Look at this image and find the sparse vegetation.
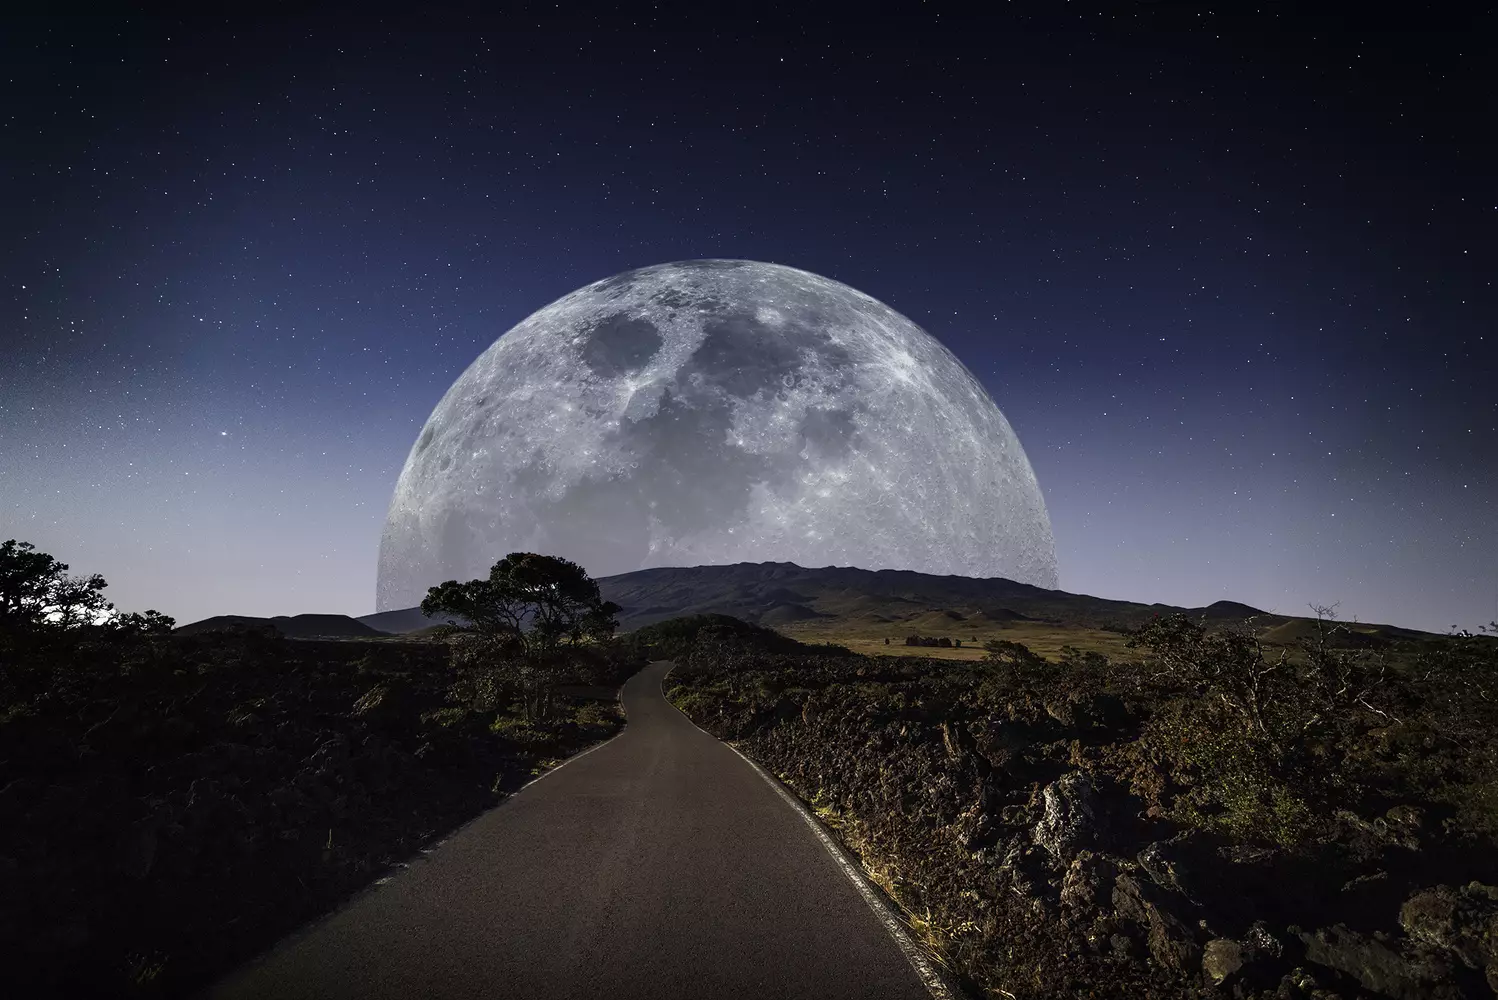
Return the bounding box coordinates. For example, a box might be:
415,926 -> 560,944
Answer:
667,612 -> 1498,999
0,542 -> 640,998
618,612 -> 850,661
9,539 -> 1494,998
1,537 -> 174,632
904,633 -> 959,647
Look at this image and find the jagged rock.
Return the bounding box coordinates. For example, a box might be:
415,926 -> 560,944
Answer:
1245,920 -> 1283,961
1218,843 -> 1278,866
952,777 -> 1002,849
119,818 -> 159,880
1400,882 -> 1498,975
313,735 -> 352,764
1113,874 -> 1200,970
1275,966 -> 1330,998
1044,698 -> 1077,728
54,915 -> 91,949
227,707 -> 265,733
1298,923 -> 1453,1000
1140,830 -> 1251,917
1332,808 -> 1420,862
999,804 -> 1031,827
954,804 -> 995,850
0,776 -> 45,815
977,717 -> 1060,782
1203,938 -> 1244,984
1060,850 -> 1118,912
1086,693 -> 1133,731
1381,804 -> 1426,849
353,683 -> 392,717
35,783 -> 89,828
938,720 -> 963,758
1033,771 -> 1103,862
1138,839 -> 1194,900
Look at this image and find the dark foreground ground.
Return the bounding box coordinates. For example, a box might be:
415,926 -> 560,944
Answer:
211,661 -> 932,1000
667,616 -> 1498,1000
0,627 -> 630,997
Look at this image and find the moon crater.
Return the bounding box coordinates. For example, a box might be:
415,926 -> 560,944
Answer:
377,259 -> 1056,611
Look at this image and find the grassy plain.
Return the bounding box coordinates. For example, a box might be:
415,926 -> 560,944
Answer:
778,617 -> 1144,662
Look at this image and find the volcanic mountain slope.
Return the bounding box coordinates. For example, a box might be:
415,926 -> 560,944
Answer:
175,614 -> 387,639
358,606 -> 444,635
593,562 -> 1281,632
361,561 -> 1439,643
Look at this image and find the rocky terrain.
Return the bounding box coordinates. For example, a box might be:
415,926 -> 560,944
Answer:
0,624 -> 638,997
665,615 -> 1498,999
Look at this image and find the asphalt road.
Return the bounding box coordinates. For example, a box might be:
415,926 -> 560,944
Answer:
209,661 -> 935,1000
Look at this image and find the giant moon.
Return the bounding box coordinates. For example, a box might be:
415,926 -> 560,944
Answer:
377,260 -> 1057,611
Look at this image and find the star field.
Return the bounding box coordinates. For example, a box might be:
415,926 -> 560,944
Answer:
1,8 -> 1492,632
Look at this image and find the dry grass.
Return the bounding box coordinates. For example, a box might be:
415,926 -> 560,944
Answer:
786,774 -> 965,980
779,618 -> 1144,662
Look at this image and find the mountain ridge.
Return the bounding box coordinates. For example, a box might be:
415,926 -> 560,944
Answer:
175,613 -> 386,638
355,561 -> 1437,642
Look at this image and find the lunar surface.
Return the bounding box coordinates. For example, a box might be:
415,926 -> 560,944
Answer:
377,260 -> 1057,611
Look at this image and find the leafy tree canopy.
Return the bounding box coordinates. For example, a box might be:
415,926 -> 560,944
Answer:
0,539 -> 174,633
420,552 -> 620,659
982,638 -> 1047,670
115,609 -> 177,635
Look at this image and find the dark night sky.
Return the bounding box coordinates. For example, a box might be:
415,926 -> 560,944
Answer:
2,8 -> 1493,633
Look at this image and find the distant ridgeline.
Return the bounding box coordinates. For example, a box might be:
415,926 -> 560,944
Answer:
173,614 -> 386,639
360,562 -> 1437,644
182,561 -> 1440,644
618,613 -> 852,659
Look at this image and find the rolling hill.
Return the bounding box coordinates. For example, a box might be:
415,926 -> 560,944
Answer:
357,606 -> 449,634
174,614 -> 387,639
592,561 -> 1268,632
359,561 -> 1440,647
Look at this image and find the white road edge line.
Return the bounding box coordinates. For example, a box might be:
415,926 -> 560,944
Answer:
219,679 -> 637,991
504,681 -> 631,796
389,681 -> 630,871
661,666 -> 959,1000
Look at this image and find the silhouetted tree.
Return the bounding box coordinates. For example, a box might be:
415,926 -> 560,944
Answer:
904,633 -> 956,648
423,552 -> 621,658
116,609 -> 177,634
1,539 -> 109,630
422,553 -> 622,719
0,540 -> 176,635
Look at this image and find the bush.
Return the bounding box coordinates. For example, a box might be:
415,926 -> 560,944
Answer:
902,633 -> 954,647
624,613 -> 839,661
